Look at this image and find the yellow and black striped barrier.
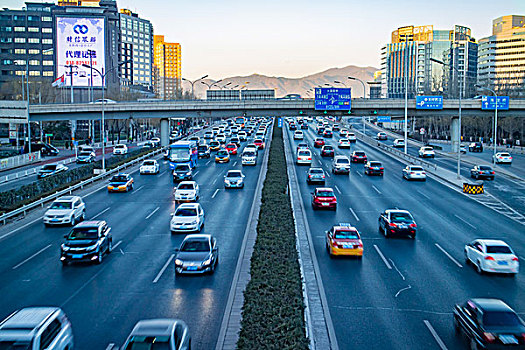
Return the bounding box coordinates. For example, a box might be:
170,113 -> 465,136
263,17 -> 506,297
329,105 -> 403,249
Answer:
463,182 -> 484,195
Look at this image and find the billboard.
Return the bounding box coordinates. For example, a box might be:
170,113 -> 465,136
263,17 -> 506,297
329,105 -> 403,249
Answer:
56,17 -> 105,87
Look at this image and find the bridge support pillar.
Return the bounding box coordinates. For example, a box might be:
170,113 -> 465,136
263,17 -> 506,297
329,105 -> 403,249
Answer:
160,118 -> 169,147
450,117 -> 460,153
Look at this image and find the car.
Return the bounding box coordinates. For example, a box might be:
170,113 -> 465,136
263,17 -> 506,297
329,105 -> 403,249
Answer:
242,150 -> 257,166
209,140 -> 221,151
255,132 -> 265,140
189,136 -> 201,144
464,239 -> 519,275
364,161 -> 384,176
204,131 -> 214,139
174,234 -> 219,275
323,129 -> 333,138
37,164 -> 68,179
107,173 -> 134,192
170,203 -> 204,233
289,122 -> 297,131
469,142 -> 483,152
113,144 -> 128,155
453,299 -> 525,349
254,139 -> 265,149
224,170 -> 245,188
332,155 -> 351,174
216,134 -> 226,143
316,125 -> 325,135
150,137 -> 161,146
325,224 -> 363,258
296,149 -> 312,165
312,187 -> 337,210
238,131 -> 248,141
402,165 -> 426,181
76,149 -> 96,163
378,209 -> 417,239
321,145 -> 335,158
93,98 -> 116,104
198,144 -> 211,158
244,144 -> 258,153
470,165 -> 495,180
460,143 -> 467,154
174,181 -> 200,203
348,133 -> 357,143
393,138 -> 405,148
142,140 -> 156,149
338,138 -> 351,148
163,148 -> 170,160
294,130 -> 304,140
493,152 -> 513,164
24,142 -> 59,156
418,146 -> 435,158
332,124 -> 340,132
351,151 -> 367,163
306,167 -> 326,185
230,137 -> 241,147
44,196 -> 86,227
0,307 -> 74,350
215,149 -> 230,163
60,220 -> 112,265
301,122 -> 309,130
314,138 -> 325,148
121,319 -> 191,350
296,143 -> 309,152
140,159 -> 160,174
173,164 -> 193,182
225,143 -> 238,155
340,129 -> 349,137
376,132 -> 388,140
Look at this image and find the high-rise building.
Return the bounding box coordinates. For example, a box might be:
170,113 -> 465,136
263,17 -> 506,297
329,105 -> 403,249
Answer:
153,35 -> 181,100
57,0 -> 100,6
119,9 -> 153,92
478,15 -> 525,96
381,24 -> 478,98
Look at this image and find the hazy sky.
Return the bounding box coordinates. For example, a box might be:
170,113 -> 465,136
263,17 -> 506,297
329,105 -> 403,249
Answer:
4,0 -> 524,79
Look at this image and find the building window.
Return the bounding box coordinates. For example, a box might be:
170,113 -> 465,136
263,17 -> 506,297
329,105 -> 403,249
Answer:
42,28 -> 52,33
43,71 -> 53,77
43,48 -> 52,54
2,26 -> 12,32
28,38 -> 40,44
43,60 -> 53,66
28,49 -> 39,54
14,38 -> 26,43
27,16 -> 39,21
28,27 -> 39,32
15,71 -> 25,76
42,16 -> 52,22
2,59 -> 13,65
29,60 -> 39,65
42,39 -> 52,44
14,60 -> 26,65
15,49 -> 26,54
29,71 -> 40,76
14,27 -> 26,32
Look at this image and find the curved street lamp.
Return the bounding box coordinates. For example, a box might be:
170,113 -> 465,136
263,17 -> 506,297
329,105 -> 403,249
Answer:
182,74 -> 209,99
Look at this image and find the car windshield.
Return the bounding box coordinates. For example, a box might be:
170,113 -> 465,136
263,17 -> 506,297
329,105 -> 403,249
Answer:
243,152 -> 256,157
334,230 -> 359,239
410,167 -> 424,171
255,139 -> 263,143
115,145 -> 125,149
178,183 -> 194,190
299,151 -> 310,156
198,146 -> 208,151
110,175 -> 128,182
218,151 -> 229,156
226,144 -> 236,148
370,162 -> 382,167
479,166 -> 493,171
175,208 -> 197,217
68,228 -> 98,240
390,212 -> 413,223
175,165 -> 190,172
79,152 -> 92,156
42,165 -> 57,170
324,146 -> 333,150
227,171 -> 242,177
181,240 -> 210,252
354,152 -> 365,156
50,201 -> 72,210
317,190 -> 334,197
499,153 -> 510,157
210,142 -> 219,146
486,246 -> 512,254
340,139 -> 349,142
125,336 -> 170,350
310,169 -> 324,174
483,311 -> 522,327
336,158 -> 349,164
143,161 -> 155,166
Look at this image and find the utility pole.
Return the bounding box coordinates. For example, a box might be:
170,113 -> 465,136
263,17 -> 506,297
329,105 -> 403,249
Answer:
64,64 -> 76,103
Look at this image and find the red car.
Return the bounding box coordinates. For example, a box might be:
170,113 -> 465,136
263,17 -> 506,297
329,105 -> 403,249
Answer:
225,143 -> 238,155
312,187 -> 337,210
351,151 -> 367,163
314,138 -> 325,148
254,139 -> 265,149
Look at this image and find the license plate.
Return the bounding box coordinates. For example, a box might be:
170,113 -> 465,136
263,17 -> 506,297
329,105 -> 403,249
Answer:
499,335 -> 518,344
498,261 -> 508,265
398,224 -> 407,229
342,243 -> 354,249
51,219 -> 59,222
186,266 -> 198,271
322,203 -> 329,206
72,254 -> 83,259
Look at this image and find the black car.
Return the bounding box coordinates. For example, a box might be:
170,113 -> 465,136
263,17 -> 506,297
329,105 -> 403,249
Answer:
321,145 -> 335,158
317,126 -> 325,135
197,145 -> 210,158
378,209 -> 417,239
173,164 -> 193,182
323,129 -> 333,138
289,123 -> 297,131
301,123 -> 309,130
174,234 -> 219,275
471,165 -> 495,180
24,142 -> 59,156
454,298 -> 525,350
469,142 -> 484,153
60,221 -> 112,265
230,137 -> 241,147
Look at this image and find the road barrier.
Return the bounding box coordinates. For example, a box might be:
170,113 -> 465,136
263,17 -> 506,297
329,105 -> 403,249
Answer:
0,151 -> 41,171
463,182 -> 484,195
0,155 -> 76,185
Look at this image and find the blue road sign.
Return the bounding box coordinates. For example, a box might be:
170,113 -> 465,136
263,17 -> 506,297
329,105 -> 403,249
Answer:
315,88 -> 351,111
377,116 -> 391,123
481,96 -> 509,110
278,117 -> 283,128
416,96 -> 443,110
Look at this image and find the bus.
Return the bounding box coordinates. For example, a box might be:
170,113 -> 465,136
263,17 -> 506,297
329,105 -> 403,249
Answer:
168,141 -> 198,170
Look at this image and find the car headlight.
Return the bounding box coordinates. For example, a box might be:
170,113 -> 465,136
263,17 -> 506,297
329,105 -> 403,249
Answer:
186,172 -> 191,176
175,259 -> 183,266
61,244 -> 70,251
224,179 -> 231,184
190,220 -> 198,225
202,257 -> 212,266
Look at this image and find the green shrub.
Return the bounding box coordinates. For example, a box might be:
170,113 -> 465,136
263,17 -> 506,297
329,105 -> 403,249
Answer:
237,124 -> 308,350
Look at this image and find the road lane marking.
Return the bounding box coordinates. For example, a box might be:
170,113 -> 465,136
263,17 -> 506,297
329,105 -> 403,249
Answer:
146,207 -> 160,220
334,185 -> 341,194
417,190 -> 431,200
356,171 -> 363,177
92,207 -> 110,219
349,207 -> 360,221
435,243 -> 463,268
84,184 -> 109,198
423,320 -> 449,350
395,285 -> 412,298
112,240 -> 123,252
389,258 -> 405,280
373,245 -> 392,269
453,214 -> 477,230
212,189 -> 220,198
193,170 -> 199,176
153,254 -> 175,283
134,185 -> 144,193
0,217 -> 42,241
105,344 -> 117,350
372,185 -> 382,195
160,169 -> 168,176
206,160 -> 211,165
12,244 -> 52,270
61,264 -> 110,307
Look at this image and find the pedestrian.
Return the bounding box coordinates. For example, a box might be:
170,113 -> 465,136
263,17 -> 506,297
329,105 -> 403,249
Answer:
65,141 -> 69,150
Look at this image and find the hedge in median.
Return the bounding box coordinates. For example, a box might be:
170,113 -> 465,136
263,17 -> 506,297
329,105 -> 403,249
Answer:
237,123 -> 309,349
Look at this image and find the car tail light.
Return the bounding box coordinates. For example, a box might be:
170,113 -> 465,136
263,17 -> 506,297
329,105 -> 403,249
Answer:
322,175 -> 325,178
491,171 -> 495,174
308,157 -> 312,160
410,172 -> 415,174
409,223 -> 417,228
389,223 -> 397,228
483,332 -> 496,343
422,172 -> 426,175
380,167 -> 384,170
485,256 -> 495,261
512,257 -> 519,261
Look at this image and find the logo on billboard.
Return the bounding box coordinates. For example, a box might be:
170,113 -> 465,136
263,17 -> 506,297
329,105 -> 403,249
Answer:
73,24 -> 89,34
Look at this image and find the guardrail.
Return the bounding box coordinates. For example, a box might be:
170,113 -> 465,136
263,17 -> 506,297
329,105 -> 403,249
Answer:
0,155 -> 76,185
0,151 -> 41,171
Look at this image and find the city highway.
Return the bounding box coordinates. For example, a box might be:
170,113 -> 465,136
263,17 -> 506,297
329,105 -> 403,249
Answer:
0,130 -> 267,349
285,121 -> 524,350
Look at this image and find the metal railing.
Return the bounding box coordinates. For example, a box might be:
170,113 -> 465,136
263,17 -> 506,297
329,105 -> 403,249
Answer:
0,156 -> 76,184
0,151 -> 41,171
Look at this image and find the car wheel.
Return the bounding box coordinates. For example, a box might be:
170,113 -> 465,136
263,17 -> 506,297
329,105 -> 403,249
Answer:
454,317 -> 461,335
81,210 -> 86,221
476,261 -> 483,274
61,259 -> 69,266
70,216 -> 76,227
107,240 -> 112,254
95,250 -> 103,265
470,338 -> 479,350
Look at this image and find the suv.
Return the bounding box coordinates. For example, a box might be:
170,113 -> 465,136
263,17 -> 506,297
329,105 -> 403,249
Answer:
44,196 -> 86,226
332,155 -> 350,174
121,319 -> 191,350
60,220 -> 113,265
469,142 -> 483,153
0,307 -> 74,350
113,144 -> 128,155
197,145 -> 211,158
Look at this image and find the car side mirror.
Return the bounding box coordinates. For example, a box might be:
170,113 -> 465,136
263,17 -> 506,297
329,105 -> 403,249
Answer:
63,234 -> 68,238
213,248 -> 218,252
174,248 -> 179,252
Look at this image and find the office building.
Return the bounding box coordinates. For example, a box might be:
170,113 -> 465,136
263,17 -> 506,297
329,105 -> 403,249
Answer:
153,35 -> 181,100
478,15 -> 525,96
241,89 -> 274,100
207,89 -> 240,101
381,24 -> 478,99
57,0 -> 100,6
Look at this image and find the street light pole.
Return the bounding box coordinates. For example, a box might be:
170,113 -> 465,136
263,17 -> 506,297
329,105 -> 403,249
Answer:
404,47 -> 408,154
182,75 -> 209,99
477,85 -> 498,162
333,80 -> 347,87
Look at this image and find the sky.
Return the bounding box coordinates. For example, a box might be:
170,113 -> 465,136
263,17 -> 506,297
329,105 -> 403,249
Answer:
4,0 -> 525,80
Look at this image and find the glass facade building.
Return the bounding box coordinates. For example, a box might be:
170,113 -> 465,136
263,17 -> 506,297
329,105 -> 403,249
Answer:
153,35 -> 181,100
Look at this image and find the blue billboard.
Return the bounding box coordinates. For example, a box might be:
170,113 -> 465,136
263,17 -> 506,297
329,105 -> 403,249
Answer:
315,88 -> 351,111
481,96 -> 509,110
416,96 -> 443,110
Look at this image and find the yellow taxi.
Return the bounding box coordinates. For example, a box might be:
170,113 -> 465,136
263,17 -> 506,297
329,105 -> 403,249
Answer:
325,223 -> 363,258
209,140 -> 221,151
107,173 -> 134,192
215,149 -> 230,163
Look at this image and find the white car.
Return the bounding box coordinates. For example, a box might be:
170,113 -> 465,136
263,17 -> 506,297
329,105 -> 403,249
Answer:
402,165 -> 426,181
113,144 -> 128,155
332,155 -> 351,174
244,144 -> 258,153
238,131 -> 248,141
150,137 -> 161,146
393,139 -> 405,148
296,149 -> 312,165
338,139 -> 351,148
464,239 -> 519,275
170,203 -> 204,233
242,151 -> 257,165
174,181 -> 200,203
224,170 -> 245,189
376,132 -> 387,140
216,134 -> 226,143
347,133 -> 357,143
418,146 -> 435,158
204,131 -> 214,139
294,130 -> 304,140
340,129 -> 349,137
140,159 -> 159,174
493,152 -> 513,164
44,195 -> 85,226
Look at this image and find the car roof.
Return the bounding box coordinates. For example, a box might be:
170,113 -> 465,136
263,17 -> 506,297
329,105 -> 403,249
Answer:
308,167 -> 324,171
55,196 -> 79,202
476,239 -> 509,246
74,220 -> 104,228
178,181 -> 196,186
334,155 -> 349,159
177,203 -> 200,209
470,299 -> 514,312
0,307 -> 59,331
385,209 -> 410,214
130,319 -> 178,337
316,187 -> 333,191
184,234 -> 212,241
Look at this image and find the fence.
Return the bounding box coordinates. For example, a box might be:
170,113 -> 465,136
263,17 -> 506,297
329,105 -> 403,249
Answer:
0,151 -> 41,171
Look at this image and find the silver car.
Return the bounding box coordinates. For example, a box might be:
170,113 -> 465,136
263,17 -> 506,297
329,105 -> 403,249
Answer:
402,165 -> 427,181
174,234 -> 219,275
122,319 -> 191,350
44,195 -> 86,226
224,170 -> 245,188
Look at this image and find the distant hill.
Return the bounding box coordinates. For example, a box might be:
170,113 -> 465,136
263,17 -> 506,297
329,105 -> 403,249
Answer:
194,65 -> 379,99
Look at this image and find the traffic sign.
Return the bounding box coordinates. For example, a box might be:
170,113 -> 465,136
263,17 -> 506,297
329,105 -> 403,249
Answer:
377,116 -> 391,123
420,128 -> 425,135
315,88 -> 351,111
481,96 -> 509,110
416,96 -> 443,110
45,134 -> 53,137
